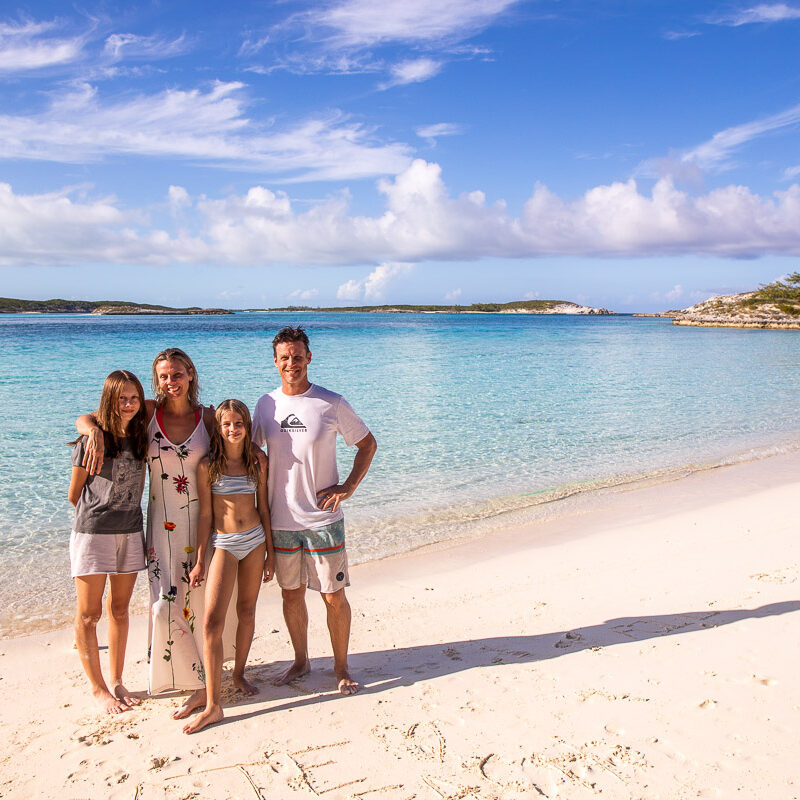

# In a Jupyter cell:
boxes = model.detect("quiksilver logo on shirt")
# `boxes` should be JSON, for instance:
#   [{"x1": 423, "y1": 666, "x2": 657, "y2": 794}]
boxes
[{"x1": 280, "y1": 413, "x2": 307, "y2": 432}]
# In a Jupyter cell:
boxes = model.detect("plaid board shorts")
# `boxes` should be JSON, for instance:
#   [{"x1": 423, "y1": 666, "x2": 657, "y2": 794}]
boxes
[{"x1": 271, "y1": 519, "x2": 349, "y2": 594}]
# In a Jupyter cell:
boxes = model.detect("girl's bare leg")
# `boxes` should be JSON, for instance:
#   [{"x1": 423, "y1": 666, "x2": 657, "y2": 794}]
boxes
[
  {"x1": 106, "y1": 572, "x2": 140, "y2": 706},
  {"x1": 233, "y1": 542, "x2": 266, "y2": 695},
  {"x1": 74, "y1": 575, "x2": 128, "y2": 714},
  {"x1": 183, "y1": 548, "x2": 238, "y2": 734}
]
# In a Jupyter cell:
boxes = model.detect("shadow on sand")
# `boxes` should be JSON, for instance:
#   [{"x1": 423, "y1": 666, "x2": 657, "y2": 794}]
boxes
[{"x1": 202, "y1": 600, "x2": 799, "y2": 727}]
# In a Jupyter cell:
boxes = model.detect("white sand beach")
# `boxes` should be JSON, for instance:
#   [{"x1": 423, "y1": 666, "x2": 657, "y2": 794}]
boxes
[{"x1": 2, "y1": 449, "x2": 799, "y2": 799}]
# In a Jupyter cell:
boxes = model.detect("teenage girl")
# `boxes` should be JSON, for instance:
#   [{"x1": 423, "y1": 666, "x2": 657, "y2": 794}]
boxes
[
  {"x1": 68, "y1": 370, "x2": 148, "y2": 714},
  {"x1": 183, "y1": 399, "x2": 275, "y2": 734}
]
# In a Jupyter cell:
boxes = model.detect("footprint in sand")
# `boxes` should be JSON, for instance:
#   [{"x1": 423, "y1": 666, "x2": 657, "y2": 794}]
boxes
[
  {"x1": 554, "y1": 631, "x2": 584, "y2": 648},
  {"x1": 476, "y1": 752, "x2": 567, "y2": 797},
  {"x1": 372, "y1": 721, "x2": 446, "y2": 762},
  {"x1": 750, "y1": 566, "x2": 797, "y2": 584}
]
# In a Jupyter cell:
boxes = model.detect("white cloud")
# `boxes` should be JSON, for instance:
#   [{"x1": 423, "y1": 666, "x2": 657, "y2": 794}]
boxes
[
  {"x1": 168, "y1": 185, "x2": 191, "y2": 216},
  {"x1": 642, "y1": 102, "x2": 800, "y2": 180},
  {"x1": 679, "y1": 102, "x2": 800, "y2": 171},
  {"x1": 0, "y1": 18, "x2": 84, "y2": 72},
  {"x1": 444, "y1": 288, "x2": 463, "y2": 302},
  {"x1": 0, "y1": 81, "x2": 412, "y2": 181},
  {"x1": 663, "y1": 30, "x2": 701, "y2": 40},
  {"x1": 665, "y1": 284, "x2": 684, "y2": 301},
  {"x1": 0, "y1": 181, "x2": 178, "y2": 266},
  {"x1": 103, "y1": 32, "x2": 188, "y2": 61},
  {"x1": 257, "y1": 0, "x2": 519, "y2": 77},
  {"x1": 4, "y1": 161, "x2": 800, "y2": 268},
  {"x1": 336, "y1": 279, "x2": 363, "y2": 300},
  {"x1": 709, "y1": 3, "x2": 800, "y2": 25},
  {"x1": 317, "y1": 0, "x2": 521, "y2": 47},
  {"x1": 337, "y1": 263, "x2": 414, "y2": 301},
  {"x1": 783, "y1": 165, "x2": 800, "y2": 180},
  {"x1": 381, "y1": 58, "x2": 442, "y2": 89},
  {"x1": 416, "y1": 122, "x2": 464, "y2": 144},
  {"x1": 288, "y1": 288, "x2": 320, "y2": 301}
]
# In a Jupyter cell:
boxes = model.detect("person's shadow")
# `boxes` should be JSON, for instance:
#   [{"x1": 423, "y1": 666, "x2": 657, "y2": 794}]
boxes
[{"x1": 215, "y1": 600, "x2": 799, "y2": 724}]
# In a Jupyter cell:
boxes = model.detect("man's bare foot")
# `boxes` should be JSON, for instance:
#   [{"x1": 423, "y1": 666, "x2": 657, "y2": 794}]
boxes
[
  {"x1": 172, "y1": 688, "x2": 207, "y2": 719},
  {"x1": 273, "y1": 659, "x2": 311, "y2": 686},
  {"x1": 336, "y1": 671, "x2": 360, "y2": 696},
  {"x1": 233, "y1": 673, "x2": 260, "y2": 696},
  {"x1": 94, "y1": 687, "x2": 129, "y2": 714},
  {"x1": 113, "y1": 683, "x2": 141, "y2": 706},
  {"x1": 182, "y1": 704, "x2": 224, "y2": 734}
]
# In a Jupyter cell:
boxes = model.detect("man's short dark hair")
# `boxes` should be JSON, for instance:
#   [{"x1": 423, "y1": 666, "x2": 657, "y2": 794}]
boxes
[{"x1": 272, "y1": 325, "x2": 310, "y2": 355}]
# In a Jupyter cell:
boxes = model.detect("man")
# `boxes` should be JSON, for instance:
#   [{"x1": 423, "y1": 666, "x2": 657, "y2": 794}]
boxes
[{"x1": 252, "y1": 326, "x2": 377, "y2": 695}]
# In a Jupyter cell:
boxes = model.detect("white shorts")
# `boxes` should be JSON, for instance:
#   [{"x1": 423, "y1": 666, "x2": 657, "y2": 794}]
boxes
[{"x1": 70, "y1": 530, "x2": 147, "y2": 577}]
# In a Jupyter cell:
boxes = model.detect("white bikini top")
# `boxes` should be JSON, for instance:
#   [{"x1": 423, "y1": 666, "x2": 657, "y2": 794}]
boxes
[{"x1": 211, "y1": 474, "x2": 257, "y2": 496}]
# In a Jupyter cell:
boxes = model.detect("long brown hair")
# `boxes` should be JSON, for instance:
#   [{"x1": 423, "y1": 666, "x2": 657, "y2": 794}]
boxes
[
  {"x1": 151, "y1": 347, "x2": 200, "y2": 407},
  {"x1": 86, "y1": 370, "x2": 147, "y2": 460},
  {"x1": 207, "y1": 399, "x2": 260, "y2": 486}
]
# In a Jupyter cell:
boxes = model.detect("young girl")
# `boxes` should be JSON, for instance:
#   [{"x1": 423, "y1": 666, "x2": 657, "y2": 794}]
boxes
[
  {"x1": 68, "y1": 370, "x2": 148, "y2": 714},
  {"x1": 183, "y1": 399, "x2": 275, "y2": 734}
]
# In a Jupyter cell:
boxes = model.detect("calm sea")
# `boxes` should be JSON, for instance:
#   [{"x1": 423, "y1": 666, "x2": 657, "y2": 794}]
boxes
[{"x1": 2, "y1": 311, "x2": 799, "y2": 637}]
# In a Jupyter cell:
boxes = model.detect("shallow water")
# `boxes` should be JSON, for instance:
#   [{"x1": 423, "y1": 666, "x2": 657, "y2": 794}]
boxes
[{"x1": 1, "y1": 312, "x2": 799, "y2": 636}]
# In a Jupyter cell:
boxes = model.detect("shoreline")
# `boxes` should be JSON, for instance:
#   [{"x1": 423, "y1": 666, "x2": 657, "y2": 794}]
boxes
[
  {"x1": 2, "y1": 439, "x2": 799, "y2": 797},
  {"x1": 4, "y1": 432, "x2": 800, "y2": 640}
]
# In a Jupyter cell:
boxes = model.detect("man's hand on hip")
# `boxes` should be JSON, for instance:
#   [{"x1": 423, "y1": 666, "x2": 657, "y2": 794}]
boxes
[{"x1": 316, "y1": 484, "x2": 354, "y2": 513}]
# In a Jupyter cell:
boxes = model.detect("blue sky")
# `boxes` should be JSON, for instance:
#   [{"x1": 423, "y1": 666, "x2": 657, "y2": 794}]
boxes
[{"x1": 1, "y1": 1, "x2": 800, "y2": 312}]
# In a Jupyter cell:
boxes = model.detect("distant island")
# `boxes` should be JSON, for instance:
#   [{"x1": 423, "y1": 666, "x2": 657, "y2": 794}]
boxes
[
  {"x1": 2, "y1": 296, "x2": 615, "y2": 317},
  {"x1": 669, "y1": 273, "x2": 800, "y2": 330},
  {"x1": 257, "y1": 300, "x2": 613, "y2": 315},
  {"x1": 0, "y1": 298, "x2": 232, "y2": 315}
]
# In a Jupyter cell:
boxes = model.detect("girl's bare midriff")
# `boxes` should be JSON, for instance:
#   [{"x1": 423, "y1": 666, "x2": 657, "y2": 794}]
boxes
[{"x1": 212, "y1": 489, "x2": 262, "y2": 534}]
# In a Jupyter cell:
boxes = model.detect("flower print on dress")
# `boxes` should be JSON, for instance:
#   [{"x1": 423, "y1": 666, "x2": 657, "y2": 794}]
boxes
[{"x1": 145, "y1": 406, "x2": 235, "y2": 693}]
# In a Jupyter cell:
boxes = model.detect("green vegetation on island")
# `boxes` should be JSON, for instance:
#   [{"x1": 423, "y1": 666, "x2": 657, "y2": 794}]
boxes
[
  {"x1": 0, "y1": 298, "x2": 232, "y2": 315},
  {"x1": 741, "y1": 272, "x2": 800, "y2": 316},
  {"x1": 262, "y1": 300, "x2": 612, "y2": 314}
]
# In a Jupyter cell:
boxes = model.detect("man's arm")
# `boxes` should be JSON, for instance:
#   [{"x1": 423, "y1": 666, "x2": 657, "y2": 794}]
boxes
[{"x1": 316, "y1": 432, "x2": 377, "y2": 513}]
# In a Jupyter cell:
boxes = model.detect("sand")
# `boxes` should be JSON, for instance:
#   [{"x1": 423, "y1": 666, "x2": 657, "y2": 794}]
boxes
[{"x1": 2, "y1": 450, "x2": 799, "y2": 799}]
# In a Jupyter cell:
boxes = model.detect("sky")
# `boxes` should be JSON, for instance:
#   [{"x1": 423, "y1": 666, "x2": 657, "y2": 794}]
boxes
[{"x1": 1, "y1": 1, "x2": 800, "y2": 312}]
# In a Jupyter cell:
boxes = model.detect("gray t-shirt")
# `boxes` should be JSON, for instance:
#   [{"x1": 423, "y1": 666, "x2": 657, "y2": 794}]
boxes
[{"x1": 71, "y1": 436, "x2": 145, "y2": 534}]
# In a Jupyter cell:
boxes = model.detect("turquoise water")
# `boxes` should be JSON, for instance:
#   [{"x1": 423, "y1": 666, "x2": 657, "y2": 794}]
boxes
[{"x1": 1, "y1": 312, "x2": 799, "y2": 636}]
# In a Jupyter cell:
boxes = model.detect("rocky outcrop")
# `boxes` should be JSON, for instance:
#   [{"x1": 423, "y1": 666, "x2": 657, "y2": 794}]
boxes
[
  {"x1": 672, "y1": 292, "x2": 800, "y2": 329},
  {"x1": 499, "y1": 303, "x2": 612, "y2": 315}
]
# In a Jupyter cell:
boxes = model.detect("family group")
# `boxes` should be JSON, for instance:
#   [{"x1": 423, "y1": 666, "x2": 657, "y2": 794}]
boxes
[{"x1": 67, "y1": 326, "x2": 377, "y2": 734}]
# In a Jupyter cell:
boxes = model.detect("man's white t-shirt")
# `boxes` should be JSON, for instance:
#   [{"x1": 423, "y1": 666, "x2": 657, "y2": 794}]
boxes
[{"x1": 252, "y1": 384, "x2": 370, "y2": 531}]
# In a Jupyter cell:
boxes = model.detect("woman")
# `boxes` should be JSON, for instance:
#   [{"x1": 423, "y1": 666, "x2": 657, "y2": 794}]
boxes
[{"x1": 77, "y1": 348, "x2": 238, "y2": 718}]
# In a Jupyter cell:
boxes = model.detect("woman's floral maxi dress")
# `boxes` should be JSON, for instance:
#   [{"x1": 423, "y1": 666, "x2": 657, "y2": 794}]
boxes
[{"x1": 145, "y1": 408, "x2": 236, "y2": 694}]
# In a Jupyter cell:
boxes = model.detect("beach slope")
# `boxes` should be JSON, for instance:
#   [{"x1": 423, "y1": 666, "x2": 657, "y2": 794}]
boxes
[{"x1": 2, "y1": 450, "x2": 799, "y2": 799}]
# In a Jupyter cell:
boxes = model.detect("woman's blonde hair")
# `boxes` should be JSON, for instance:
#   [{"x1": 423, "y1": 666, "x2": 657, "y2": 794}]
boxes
[
  {"x1": 207, "y1": 399, "x2": 260, "y2": 485},
  {"x1": 151, "y1": 347, "x2": 200, "y2": 407}
]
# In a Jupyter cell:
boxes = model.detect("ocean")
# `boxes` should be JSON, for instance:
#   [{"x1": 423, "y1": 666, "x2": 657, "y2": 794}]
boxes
[{"x1": 2, "y1": 311, "x2": 799, "y2": 637}]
